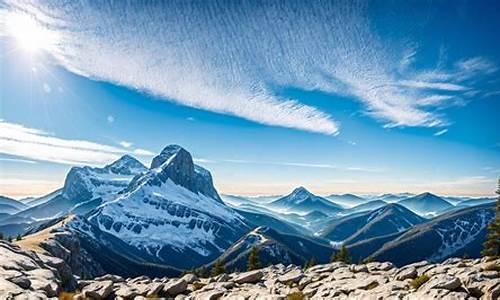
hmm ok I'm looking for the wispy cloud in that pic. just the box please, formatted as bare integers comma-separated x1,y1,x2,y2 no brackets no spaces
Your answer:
0,157,37,164
0,120,153,165
119,141,133,148
434,129,448,136
133,148,154,156
0,1,496,134
218,158,385,173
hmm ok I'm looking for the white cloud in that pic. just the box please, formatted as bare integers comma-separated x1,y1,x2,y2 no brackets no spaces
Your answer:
219,158,384,173
107,115,114,123
133,148,154,156
0,2,496,133
119,141,133,148
0,120,149,165
399,80,468,92
0,157,37,164
434,129,448,136
193,158,217,164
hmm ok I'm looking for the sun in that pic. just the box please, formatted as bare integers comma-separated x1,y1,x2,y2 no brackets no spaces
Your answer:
6,13,58,54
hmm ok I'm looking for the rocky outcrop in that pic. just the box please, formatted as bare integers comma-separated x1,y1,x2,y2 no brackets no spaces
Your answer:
0,240,76,299
3,237,499,299
72,257,500,299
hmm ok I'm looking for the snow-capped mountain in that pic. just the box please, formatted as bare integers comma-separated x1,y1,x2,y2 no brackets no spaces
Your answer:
371,203,495,266
321,203,426,244
217,226,332,271
270,187,343,215
11,155,148,221
398,192,453,217
87,145,249,269
326,193,366,208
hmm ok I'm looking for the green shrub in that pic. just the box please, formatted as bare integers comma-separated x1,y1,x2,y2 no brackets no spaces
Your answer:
410,274,430,289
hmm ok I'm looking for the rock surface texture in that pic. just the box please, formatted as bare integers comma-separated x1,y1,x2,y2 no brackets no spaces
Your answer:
1,240,499,299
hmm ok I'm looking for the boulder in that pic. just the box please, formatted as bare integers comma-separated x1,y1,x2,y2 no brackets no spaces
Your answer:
164,278,188,296
181,273,199,284
395,267,417,281
82,280,114,299
278,269,304,283
9,276,31,289
420,274,461,291
232,270,263,284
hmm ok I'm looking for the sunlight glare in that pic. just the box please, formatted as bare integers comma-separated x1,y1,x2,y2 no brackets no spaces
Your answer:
6,13,58,54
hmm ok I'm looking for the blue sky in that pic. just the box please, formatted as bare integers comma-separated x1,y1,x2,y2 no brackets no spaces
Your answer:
0,0,499,198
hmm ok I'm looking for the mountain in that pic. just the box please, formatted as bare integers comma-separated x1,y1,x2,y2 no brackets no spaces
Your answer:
16,215,181,279
326,193,365,208
86,145,249,269
338,199,387,216
320,203,426,244
375,193,415,203
6,155,148,223
0,195,27,214
233,208,304,236
457,197,496,207
371,203,495,266
398,192,453,217
270,187,343,215
21,189,62,207
217,226,332,272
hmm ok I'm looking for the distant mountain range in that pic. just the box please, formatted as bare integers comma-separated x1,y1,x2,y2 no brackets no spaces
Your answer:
1,144,497,279
398,192,453,217
269,187,343,215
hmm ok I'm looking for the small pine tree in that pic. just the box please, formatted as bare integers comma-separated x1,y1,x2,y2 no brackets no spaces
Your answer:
305,257,317,269
247,246,260,271
482,179,500,257
0,232,3,240
7,236,12,242
16,234,22,241
331,245,352,264
211,259,225,276
197,266,209,278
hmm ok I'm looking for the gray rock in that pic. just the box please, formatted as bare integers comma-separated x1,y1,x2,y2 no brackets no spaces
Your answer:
146,282,164,297
420,274,461,291
395,267,417,281
94,273,124,283
9,276,31,289
0,278,24,298
232,270,263,284
82,280,114,299
278,269,304,283
164,278,188,296
181,273,199,284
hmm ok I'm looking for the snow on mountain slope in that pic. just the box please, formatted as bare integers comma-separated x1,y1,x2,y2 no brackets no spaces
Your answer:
218,226,332,272
320,203,426,244
398,192,453,217
87,145,249,269
371,203,495,266
270,187,343,215
8,155,148,222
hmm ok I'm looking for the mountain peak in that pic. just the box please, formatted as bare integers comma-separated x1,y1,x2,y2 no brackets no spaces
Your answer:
291,186,311,196
150,144,187,169
105,155,147,175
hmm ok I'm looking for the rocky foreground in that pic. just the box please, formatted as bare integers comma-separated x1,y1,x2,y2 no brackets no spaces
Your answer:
1,241,499,299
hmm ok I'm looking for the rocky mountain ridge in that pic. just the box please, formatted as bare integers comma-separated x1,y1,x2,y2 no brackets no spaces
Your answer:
1,239,499,299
